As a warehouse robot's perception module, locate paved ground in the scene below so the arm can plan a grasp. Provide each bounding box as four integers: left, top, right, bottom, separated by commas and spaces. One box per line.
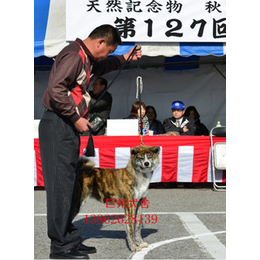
34, 184, 226, 259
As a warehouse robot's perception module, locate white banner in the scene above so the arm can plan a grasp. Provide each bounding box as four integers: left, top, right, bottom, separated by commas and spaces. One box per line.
66, 0, 226, 42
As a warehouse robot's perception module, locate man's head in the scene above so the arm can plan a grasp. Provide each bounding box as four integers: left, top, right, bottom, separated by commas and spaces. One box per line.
92, 77, 107, 96
89, 24, 122, 46
171, 101, 185, 120
84, 24, 122, 62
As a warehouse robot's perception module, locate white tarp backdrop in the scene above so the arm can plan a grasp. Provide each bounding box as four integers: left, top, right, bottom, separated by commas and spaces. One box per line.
34, 62, 226, 131
66, 0, 226, 42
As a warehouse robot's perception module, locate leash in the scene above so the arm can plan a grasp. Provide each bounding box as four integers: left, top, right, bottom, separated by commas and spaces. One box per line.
85, 45, 138, 118
136, 58, 145, 145
84, 45, 138, 156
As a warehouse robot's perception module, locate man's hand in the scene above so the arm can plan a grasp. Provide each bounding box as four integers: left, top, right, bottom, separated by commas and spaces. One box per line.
74, 117, 93, 133
123, 46, 142, 61
183, 126, 189, 133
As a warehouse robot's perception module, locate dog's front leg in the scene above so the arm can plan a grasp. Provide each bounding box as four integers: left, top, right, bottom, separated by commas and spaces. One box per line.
125, 201, 142, 252
134, 199, 148, 248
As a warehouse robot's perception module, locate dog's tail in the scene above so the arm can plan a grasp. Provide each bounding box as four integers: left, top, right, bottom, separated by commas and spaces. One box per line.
78, 155, 95, 174
73, 156, 96, 219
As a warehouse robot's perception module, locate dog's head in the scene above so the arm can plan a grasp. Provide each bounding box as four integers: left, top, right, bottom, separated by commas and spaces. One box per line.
130, 145, 160, 174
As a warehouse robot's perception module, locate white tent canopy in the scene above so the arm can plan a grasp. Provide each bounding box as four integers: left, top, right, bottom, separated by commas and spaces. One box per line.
34, 0, 226, 58
34, 0, 226, 131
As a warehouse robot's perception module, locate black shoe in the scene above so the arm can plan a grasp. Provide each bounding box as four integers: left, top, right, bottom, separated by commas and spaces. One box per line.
50, 248, 89, 259
75, 243, 97, 254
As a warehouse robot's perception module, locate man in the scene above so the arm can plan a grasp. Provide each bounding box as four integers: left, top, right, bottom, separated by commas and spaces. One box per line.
39, 24, 141, 259
163, 101, 196, 135
87, 77, 112, 135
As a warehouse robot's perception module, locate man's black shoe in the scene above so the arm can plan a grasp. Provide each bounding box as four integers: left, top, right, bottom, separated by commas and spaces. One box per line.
75, 243, 97, 254
49, 248, 89, 259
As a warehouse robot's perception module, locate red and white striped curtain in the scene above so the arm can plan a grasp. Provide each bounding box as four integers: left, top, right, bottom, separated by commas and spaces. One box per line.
34, 136, 226, 187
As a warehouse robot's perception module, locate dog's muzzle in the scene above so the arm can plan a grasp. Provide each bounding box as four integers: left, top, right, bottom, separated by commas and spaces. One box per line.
144, 161, 150, 167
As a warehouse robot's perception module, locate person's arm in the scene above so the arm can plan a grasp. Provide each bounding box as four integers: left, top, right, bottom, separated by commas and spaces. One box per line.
91, 46, 142, 76
163, 118, 180, 133
46, 52, 83, 122
181, 119, 196, 135
123, 45, 142, 61
45, 52, 93, 132
74, 118, 93, 132
91, 55, 124, 76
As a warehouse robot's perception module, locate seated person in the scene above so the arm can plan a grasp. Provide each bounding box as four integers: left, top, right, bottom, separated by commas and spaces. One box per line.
163, 101, 196, 135
85, 77, 112, 135
145, 105, 165, 134
125, 101, 150, 134
184, 106, 209, 135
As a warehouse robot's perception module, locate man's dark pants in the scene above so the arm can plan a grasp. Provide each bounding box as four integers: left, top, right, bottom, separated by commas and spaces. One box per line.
39, 110, 82, 254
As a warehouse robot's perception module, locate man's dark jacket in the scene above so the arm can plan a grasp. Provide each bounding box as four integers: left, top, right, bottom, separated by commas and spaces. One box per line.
163, 116, 196, 135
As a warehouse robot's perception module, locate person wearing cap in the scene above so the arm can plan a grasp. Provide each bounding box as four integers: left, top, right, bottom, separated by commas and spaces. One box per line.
163, 101, 196, 135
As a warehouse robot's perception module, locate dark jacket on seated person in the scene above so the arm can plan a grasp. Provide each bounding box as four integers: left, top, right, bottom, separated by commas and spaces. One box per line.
149, 119, 165, 134
88, 90, 112, 135
163, 116, 196, 135
194, 119, 209, 135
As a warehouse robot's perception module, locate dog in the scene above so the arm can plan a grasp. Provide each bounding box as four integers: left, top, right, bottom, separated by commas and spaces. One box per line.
74, 145, 160, 252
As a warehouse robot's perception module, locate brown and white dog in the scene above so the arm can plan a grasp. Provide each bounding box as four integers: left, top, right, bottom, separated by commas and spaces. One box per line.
74, 145, 160, 252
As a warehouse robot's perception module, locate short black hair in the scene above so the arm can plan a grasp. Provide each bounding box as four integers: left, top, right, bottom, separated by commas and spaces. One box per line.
88, 24, 122, 46
96, 77, 107, 88
146, 105, 157, 119
184, 106, 200, 119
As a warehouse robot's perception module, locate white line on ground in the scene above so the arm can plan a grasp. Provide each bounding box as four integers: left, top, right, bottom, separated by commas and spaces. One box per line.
177, 213, 226, 259
34, 211, 226, 259
130, 231, 226, 260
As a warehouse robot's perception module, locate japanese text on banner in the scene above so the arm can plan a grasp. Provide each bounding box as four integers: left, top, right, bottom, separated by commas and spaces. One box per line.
66, 0, 226, 42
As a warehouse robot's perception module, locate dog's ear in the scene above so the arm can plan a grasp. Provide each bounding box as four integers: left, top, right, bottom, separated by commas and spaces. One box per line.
151, 146, 160, 155
130, 147, 139, 157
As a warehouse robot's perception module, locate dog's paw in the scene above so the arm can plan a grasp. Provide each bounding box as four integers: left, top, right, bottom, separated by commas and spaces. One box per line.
132, 246, 142, 252
140, 242, 148, 248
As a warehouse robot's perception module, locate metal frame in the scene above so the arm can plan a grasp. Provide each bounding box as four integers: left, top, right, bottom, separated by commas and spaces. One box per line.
210, 126, 226, 191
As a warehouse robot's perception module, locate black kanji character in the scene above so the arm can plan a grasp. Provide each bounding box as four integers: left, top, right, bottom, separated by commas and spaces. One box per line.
213, 18, 226, 38
146, 0, 163, 13
126, 0, 142, 12
205, 1, 222, 13
86, 0, 101, 12
106, 0, 123, 12
166, 0, 183, 13
114, 16, 136, 38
